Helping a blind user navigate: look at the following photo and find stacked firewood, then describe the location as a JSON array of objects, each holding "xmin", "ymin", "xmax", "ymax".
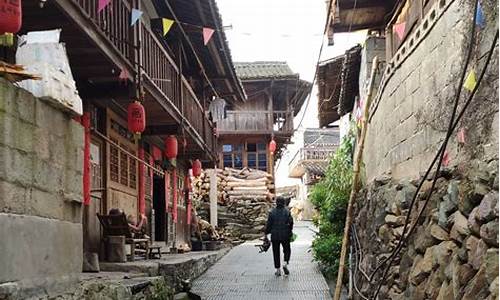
[
  {"xmin": 193, "ymin": 167, "xmax": 275, "ymax": 205},
  {"xmin": 193, "ymin": 167, "xmax": 275, "ymax": 241}
]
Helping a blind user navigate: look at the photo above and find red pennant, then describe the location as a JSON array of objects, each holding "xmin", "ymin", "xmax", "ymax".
[
  {"xmin": 203, "ymin": 27, "xmax": 215, "ymax": 46},
  {"xmin": 118, "ymin": 68, "xmax": 129, "ymax": 84},
  {"xmin": 457, "ymin": 128, "xmax": 466, "ymax": 144},
  {"xmin": 98, "ymin": 0, "xmax": 111, "ymax": 13},
  {"xmin": 393, "ymin": 22, "xmax": 406, "ymax": 40},
  {"xmin": 442, "ymin": 150, "xmax": 450, "ymax": 167}
]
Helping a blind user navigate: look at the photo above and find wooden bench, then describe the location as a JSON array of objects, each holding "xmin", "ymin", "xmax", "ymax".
[{"xmin": 97, "ymin": 213, "xmax": 150, "ymax": 261}]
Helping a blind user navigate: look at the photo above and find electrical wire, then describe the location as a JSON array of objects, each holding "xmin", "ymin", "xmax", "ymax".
[
  {"xmin": 293, "ymin": 0, "xmax": 336, "ymax": 131},
  {"xmin": 370, "ymin": 18, "xmax": 497, "ymax": 300},
  {"xmin": 368, "ymin": 1, "xmax": 481, "ymax": 286},
  {"xmin": 370, "ymin": 7, "xmax": 481, "ymax": 295},
  {"xmin": 164, "ymin": 0, "xmax": 220, "ymax": 98},
  {"xmin": 372, "ymin": 30, "xmax": 498, "ymax": 298},
  {"xmin": 351, "ymin": 224, "xmax": 370, "ymax": 300}
]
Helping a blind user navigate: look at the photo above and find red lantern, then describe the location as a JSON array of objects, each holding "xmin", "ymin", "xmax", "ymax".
[
  {"xmin": 127, "ymin": 101, "xmax": 146, "ymax": 134},
  {"xmin": 192, "ymin": 159, "xmax": 202, "ymax": 177},
  {"xmin": 0, "ymin": 0, "xmax": 22, "ymax": 34},
  {"xmin": 165, "ymin": 135, "xmax": 178, "ymax": 159},
  {"xmin": 269, "ymin": 139, "xmax": 277, "ymax": 155}
]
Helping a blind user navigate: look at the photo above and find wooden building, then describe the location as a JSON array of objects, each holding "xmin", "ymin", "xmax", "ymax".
[
  {"xmin": 21, "ymin": 0, "xmax": 244, "ymax": 254},
  {"xmin": 217, "ymin": 61, "xmax": 311, "ymax": 176}
]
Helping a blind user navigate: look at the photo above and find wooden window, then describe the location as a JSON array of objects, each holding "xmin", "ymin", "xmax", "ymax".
[
  {"xmin": 110, "ymin": 138, "xmax": 120, "ymax": 183},
  {"xmin": 247, "ymin": 142, "xmax": 267, "ymax": 171},
  {"xmin": 90, "ymin": 140, "xmax": 103, "ymax": 189},
  {"xmin": 107, "ymin": 112, "xmax": 138, "ymax": 193},
  {"xmin": 222, "ymin": 144, "xmax": 243, "ymax": 168}
]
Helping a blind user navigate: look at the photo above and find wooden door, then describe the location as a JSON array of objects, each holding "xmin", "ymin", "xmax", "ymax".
[{"xmin": 84, "ymin": 137, "xmax": 105, "ymax": 254}]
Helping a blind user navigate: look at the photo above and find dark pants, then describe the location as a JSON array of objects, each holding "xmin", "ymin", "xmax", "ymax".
[{"xmin": 271, "ymin": 240, "xmax": 291, "ymax": 268}]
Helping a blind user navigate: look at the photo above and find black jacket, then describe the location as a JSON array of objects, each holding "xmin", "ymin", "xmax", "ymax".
[{"xmin": 265, "ymin": 207, "xmax": 293, "ymax": 241}]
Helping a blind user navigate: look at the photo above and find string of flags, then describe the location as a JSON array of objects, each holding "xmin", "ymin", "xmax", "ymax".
[
  {"xmin": 393, "ymin": 22, "xmax": 406, "ymax": 40},
  {"xmin": 476, "ymin": 1, "xmax": 485, "ymax": 28},
  {"xmin": 463, "ymin": 69, "xmax": 477, "ymax": 91},
  {"xmin": 97, "ymin": 0, "xmax": 216, "ymax": 45}
]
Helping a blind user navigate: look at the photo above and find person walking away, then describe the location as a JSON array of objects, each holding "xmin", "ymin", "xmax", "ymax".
[{"xmin": 265, "ymin": 196, "xmax": 294, "ymax": 276}]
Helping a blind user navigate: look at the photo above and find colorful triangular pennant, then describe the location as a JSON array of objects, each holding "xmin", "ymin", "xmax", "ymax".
[
  {"xmin": 131, "ymin": 9, "xmax": 143, "ymax": 26},
  {"xmin": 203, "ymin": 27, "xmax": 215, "ymax": 45},
  {"xmin": 476, "ymin": 1, "xmax": 486, "ymax": 28},
  {"xmin": 393, "ymin": 22, "xmax": 406, "ymax": 40},
  {"xmin": 98, "ymin": 0, "xmax": 111, "ymax": 13},
  {"xmin": 118, "ymin": 68, "xmax": 129, "ymax": 84},
  {"xmin": 442, "ymin": 150, "xmax": 450, "ymax": 167},
  {"xmin": 457, "ymin": 128, "xmax": 466, "ymax": 144},
  {"xmin": 463, "ymin": 69, "xmax": 477, "ymax": 91},
  {"xmin": 162, "ymin": 18, "xmax": 174, "ymax": 36}
]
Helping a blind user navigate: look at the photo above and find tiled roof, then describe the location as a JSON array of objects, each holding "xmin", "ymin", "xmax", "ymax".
[
  {"xmin": 234, "ymin": 61, "xmax": 298, "ymax": 79},
  {"xmin": 304, "ymin": 127, "xmax": 340, "ymax": 146}
]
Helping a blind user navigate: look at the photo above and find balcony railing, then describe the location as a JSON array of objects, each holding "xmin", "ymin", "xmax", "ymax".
[
  {"xmin": 68, "ymin": 0, "xmax": 215, "ymax": 154},
  {"xmin": 288, "ymin": 147, "xmax": 337, "ymax": 177},
  {"xmin": 217, "ymin": 110, "xmax": 293, "ymax": 133}
]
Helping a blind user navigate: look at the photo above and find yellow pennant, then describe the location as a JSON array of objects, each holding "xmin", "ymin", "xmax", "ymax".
[
  {"xmin": 162, "ymin": 18, "xmax": 174, "ymax": 36},
  {"xmin": 463, "ymin": 70, "xmax": 477, "ymax": 92}
]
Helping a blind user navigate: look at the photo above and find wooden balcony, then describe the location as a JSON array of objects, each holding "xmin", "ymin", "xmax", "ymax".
[
  {"xmin": 217, "ymin": 110, "xmax": 293, "ymax": 134},
  {"xmin": 288, "ymin": 147, "xmax": 337, "ymax": 178},
  {"xmin": 24, "ymin": 0, "xmax": 216, "ymax": 159}
]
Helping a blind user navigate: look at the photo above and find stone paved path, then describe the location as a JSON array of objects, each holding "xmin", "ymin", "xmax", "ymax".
[{"xmin": 192, "ymin": 221, "xmax": 331, "ymax": 299}]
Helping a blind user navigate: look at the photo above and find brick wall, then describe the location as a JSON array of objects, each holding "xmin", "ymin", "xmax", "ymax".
[
  {"xmin": 364, "ymin": 0, "xmax": 498, "ymax": 182},
  {"xmin": 0, "ymin": 79, "xmax": 83, "ymax": 286}
]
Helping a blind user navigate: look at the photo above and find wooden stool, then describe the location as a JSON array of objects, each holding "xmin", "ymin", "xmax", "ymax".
[{"xmin": 149, "ymin": 245, "xmax": 162, "ymax": 259}]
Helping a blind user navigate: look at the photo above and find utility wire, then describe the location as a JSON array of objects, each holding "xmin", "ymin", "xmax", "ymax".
[
  {"xmin": 294, "ymin": 0, "xmax": 336, "ymax": 131},
  {"xmin": 368, "ymin": 1, "xmax": 481, "ymax": 286},
  {"xmin": 164, "ymin": 0, "xmax": 220, "ymax": 98},
  {"xmin": 370, "ymin": 15, "xmax": 496, "ymax": 300},
  {"xmin": 372, "ymin": 30, "xmax": 498, "ymax": 299}
]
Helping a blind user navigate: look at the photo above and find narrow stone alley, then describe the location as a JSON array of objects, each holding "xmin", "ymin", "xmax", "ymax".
[{"xmin": 191, "ymin": 222, "xmax": 331, "ymax": 299}]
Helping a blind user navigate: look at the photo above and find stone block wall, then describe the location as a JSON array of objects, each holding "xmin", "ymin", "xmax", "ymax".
[
  {"xmin": 364, "ymin": 0, "xmax": 498, "ymax": 182},
  {"xmin": 0, "ymin": 79, "xmax": 83, "ymax": 287},
  {"xmin": 352, "ymin": 167, "xmax": 498, "ymax": 299},
  {"xmin": 349, "ymin": 0, "xmax": 499, "ymax": 298}
]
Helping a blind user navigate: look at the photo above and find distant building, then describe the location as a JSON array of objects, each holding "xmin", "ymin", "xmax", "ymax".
[
  {"xmin": 288, "ymin": 127, "xmax": 340, "ymax": 219},
  {"xmin": 217, "ymin": 61, "xmax": 311, "ymax": 178}
]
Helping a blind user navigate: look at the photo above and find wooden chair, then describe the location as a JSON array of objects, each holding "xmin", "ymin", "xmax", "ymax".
[{"xmin": 97, "ymin": 213, "xmax": 150, "ymax": 261}]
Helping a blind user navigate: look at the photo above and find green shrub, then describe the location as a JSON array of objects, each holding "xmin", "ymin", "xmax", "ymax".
[{"xmin": 310, "ymin": 127, "xmax": 354, "ymax": 280}]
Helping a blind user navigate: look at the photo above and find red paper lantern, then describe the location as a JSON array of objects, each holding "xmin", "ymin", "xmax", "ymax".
[
  {"xmin": 192, "ymin": 159, "xmax": 202, "ymax": 177},
  {"xmin": 0, "ymin": 0, "xmax": 22, "ymax": 34},
  {"xmin": 165, "ymin": 135, "xmax": 178, "ymax": 159},
  {"xmin": 269, "ymin": 139, "xmax": 277, "ymax": 155},
  {"xmin": 127, "ymin": 101, "xmax": 146, "ymax": 134}
]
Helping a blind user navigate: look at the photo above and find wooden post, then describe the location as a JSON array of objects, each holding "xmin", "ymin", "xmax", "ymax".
[
  {"xmin": 209, "ymin": 169, "xmax": 218, "ymax": 227},
  {"xmin": 334, "ymin": 57, "xmax": 379, "ymax": 300}
]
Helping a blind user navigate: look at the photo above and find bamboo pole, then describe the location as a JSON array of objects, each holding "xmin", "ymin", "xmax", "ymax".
[{"xmin": 334, "ymin": 56, "xmax": 379, "ymax": 300}]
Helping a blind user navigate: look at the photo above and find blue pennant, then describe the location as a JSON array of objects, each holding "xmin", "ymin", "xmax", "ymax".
[{"xmin": 476, "ymin": 1, "xmax": 486, "ymax": 28}]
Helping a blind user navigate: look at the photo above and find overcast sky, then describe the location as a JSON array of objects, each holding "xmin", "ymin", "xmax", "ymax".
[{"xmin": 216, "ymin": 0, "xmax": 366, "ymax": 186}]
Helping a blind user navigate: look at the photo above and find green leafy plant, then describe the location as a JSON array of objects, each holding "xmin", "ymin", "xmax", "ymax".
[{"xmin": 310, "ymin": 127, "xmax": 354, "ymax": 279}]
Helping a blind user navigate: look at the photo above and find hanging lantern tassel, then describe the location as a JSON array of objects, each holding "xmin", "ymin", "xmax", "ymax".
[
  {"xmin": 127, "ymin": 101, "xmax": 146, "ymax": 138},
  {"xmin": 269, "ymin": 139, "xmax": 277, "ymax": 156}
]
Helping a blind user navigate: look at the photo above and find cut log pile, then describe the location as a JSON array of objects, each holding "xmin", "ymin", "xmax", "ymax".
[{"xmin": 193, "ymin": 167, "xmax": 275, "ymax": 241}]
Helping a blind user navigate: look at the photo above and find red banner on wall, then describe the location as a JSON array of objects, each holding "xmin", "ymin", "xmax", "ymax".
[
  {"xmin": 165, "ymin": 171, "xmax": 170, "ymax": 212},
  {"xmin": 138, "ymin": 148, "xmax": 146, "ymax": 215},
  {"xmin": 172, "ymin": 169, "xmax": 178, "ymax": 223}
]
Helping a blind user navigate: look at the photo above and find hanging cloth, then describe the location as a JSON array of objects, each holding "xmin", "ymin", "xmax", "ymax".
[{"xmin": 208, "ymin": 98, "xmax": 227, "ymax": 122}]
